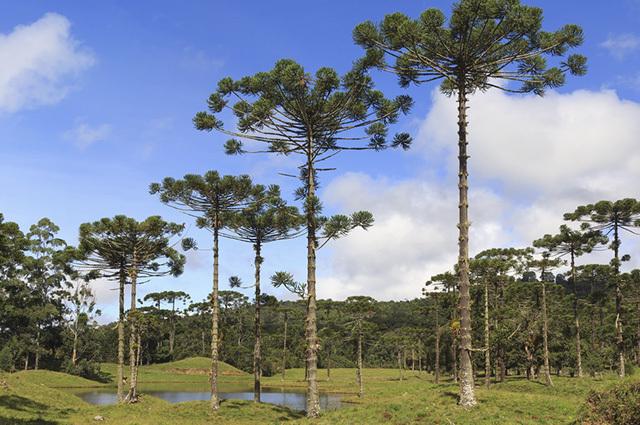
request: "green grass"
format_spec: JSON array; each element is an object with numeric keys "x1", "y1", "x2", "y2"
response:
[{"x1": 1, "y1": 359, "x2": 638, "y2": 424}]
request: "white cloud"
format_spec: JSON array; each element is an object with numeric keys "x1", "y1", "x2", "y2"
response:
[
  {"x1": 0, "y1": 13, "x2": 94, "y2": 113},
  {"x1": 600, "y1": 33, "x2": 640, "y2": 59},
  {"x1": 318, "y1": 88, "x2": 640, "y2": 301},
  {"x1": 63, "y1": 121, "x2": 111, "y2": 148}
]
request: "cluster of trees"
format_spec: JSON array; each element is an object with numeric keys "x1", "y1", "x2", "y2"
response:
[{"x1": 7, "y1": 0, "x2": 638, "y2": 419}]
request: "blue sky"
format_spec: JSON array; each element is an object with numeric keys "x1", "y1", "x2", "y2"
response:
[{"x1": 2, "y1": 1, "x2": 640, "y2": 321}]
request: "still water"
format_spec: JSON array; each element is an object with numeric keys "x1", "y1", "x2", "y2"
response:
[{"x1": 74, "y1": 388, "x2": 342, "y2": 411}]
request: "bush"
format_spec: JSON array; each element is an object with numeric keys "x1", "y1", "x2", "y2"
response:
[
  {"x1": 577, "y1": 382, "x2": 640, "y2": 425},
  {"x1": 63, "y1": 359, "x2": 109, "y2": 383}
]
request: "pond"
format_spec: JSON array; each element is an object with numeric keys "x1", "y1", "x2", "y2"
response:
[{"x1": 73, "y1": 387, "x2": 343, "y2": 411}]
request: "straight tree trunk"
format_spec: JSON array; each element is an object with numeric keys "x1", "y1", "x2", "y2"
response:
[
  {"x1": 281, "y1": 311, "x2": 287, "y2": 381},
  {"x1": 411, "y1": 348, "x2": 415, "y2": 373},
  {"x1": 571, "y1": 251, "x2": 583, "y2": 378},
  {"x1": 71, "y1": 324, "x2": 79, "y2": 366},
  {"x1": 210, "y1": 226, "x2": 221, "y2": 410},
  {"x1": 253, "y1": 242, "x2": 262, "y2": 403},
  {"x1": 435, "y1": 300, "x2": 440, "y2": 384},
  {"x1": 613, "y1": 222, "x2": 625, "y2": 378},
  {"x1": 456, "y1": 83, "x2": 477, "y2": 407},
  {"x1": 541, "y1": 282, "x2": 553, "y2": 386},
  {"x1": 24, "y1": 354, "x2": 28, "y2": 371},
  {"x1": 357, "y1": 328, "x2": 364, "y2": 398},
  {"x1": 304, "y1": 152, "x2": 320, "y2": 417},
  {"x1": 127, "y1": 253, "x2": 139, "y2": 403},
  {"x1": 169, "y1": 300, "x2": 175, "y2": 358},
  {"x1": 117, "y1": 266, "x2": 126, "y2": 403},
  {"x1": 484, "y1": 280, "x2": 490, "y2": 388},
  {"x1": 452, "y1": 335, "x2": 458, "y2": 383},
  {"x1": 34, "y1": 331, "x2": 40, "y2": 370},
  {"x1": 327, "y1": 347, "x2": 331, "y2": 380},
  {"x1": 398, "y1": 350, "x2": 403, "y2": 381}
]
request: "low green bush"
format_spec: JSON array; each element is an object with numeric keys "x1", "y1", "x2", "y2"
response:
[{"x1": 577, "y1": 382, "x2": 640, "y2": 425}]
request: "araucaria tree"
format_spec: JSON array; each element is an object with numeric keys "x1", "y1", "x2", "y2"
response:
[
  {"x1": 344, "y1": 296, "x2": 376, "y2": 398},
  {"x1": 194, "y1": 59, "x2": 411, "y2": 416},
  {"x1": 534, "y1": 224, "x2": 606, "y2": 378},
  {"x1": 225, "y1": 184, "x2": 303, "y2": 402},
  {"x1": 79, "y1": 216, "x2": 185, "y2": 402},
  {"x1": 354, "y1": 0, "x2": 586, "y2": 406},
  {"x1": 564, "y1": 199, "x2": 640, "y2": 377},
  {"x1": 150, "y1": 171, "x2": 253, "y2": 410}
]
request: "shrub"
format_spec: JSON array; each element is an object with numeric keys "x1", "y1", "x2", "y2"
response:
[
  {"x1": 577, "y1": 382, "x2": 640, "y2": 425},
  {"x1": 63, "y1": 359, "x2": 109, "y2": 383}
]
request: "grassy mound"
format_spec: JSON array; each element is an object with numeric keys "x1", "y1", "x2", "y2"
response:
[
  {"x1": 151, "y1": 357, "x2": 246, "y2": 376},
  {"x1": 577, "y1": 381, "x2": 640, "y2": 425},
  {"x1": 11, "y1": 369, "x2": 107, "y2": 388}
]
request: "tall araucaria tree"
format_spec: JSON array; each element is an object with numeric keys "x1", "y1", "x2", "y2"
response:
[
  {"x1": 225, "y1": 184, "x2": 303, "y2": 403},
  {"x1": 78, "y1": 216, "x2": 185, "y2": 402},
  {"x1": 194, "y1": 59, "x2": 409, "y2": 417},
  {"x1": 534, "y1": 224, "x2": 607, "y2": 378},
  {"x1": 149, "y1": 171, "x2": 253, "y2": 410},
  {"x1": 354, "y1": 0, "x2": 586, "y2": 406},
  {"x1": 564, "y1": 199, "x2": 640, "y2": 377}
]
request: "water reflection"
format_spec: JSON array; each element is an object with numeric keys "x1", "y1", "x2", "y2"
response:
[{"x1": 74, "y1": 388, "x2": 342, "y2": 411}]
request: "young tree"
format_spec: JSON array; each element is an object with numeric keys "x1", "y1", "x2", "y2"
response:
[
  {"x1": 344, "y1": 296, "x2": 376, "y2": 398},
  {"x1": 226, "y1": 184, "x2": 303, "y2": 402},
  {"x1": 526, "y1": 251, "x2": 562, "y2": 386},
  {"x1": 354, "y1": 0, "x2": 586, "y2": 406},
  {"x1": 424, "y1": 273, "x2": 455, "y2": 384},
  {"x1": 534, "y1": 224, "x2": 607, "y2": 378},
  {"x1": 150, "y1": 171, "x2": 253, "y2": 410},
  {"x1": 564, "y1": 199, "x2": 640, "y2": 377},
  {"x1": 194, "y1": 59, "x2": 411, "y2": 417},
  {"x1": 66, "y1": 280, "x2": 100, "y2": 367}
]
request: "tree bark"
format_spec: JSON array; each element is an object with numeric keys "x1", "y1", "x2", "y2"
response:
[
  {"x1": 117, "y1": 266, "x2": 126, "y2": 403},
  {"x1": 541, "y1": 282, "x2": 553, "y2": 386},
  {"x1": 281, "y1": 311, "x2": 287, "y2": 381},
  {"x1": 613, "y1": 221, "x2": 625, "y2": 378},
  {"x1": 456, "y1": 83, "x2": 477, "y2": 407},
  {"x1": 210, "y1": 226, "x2": 221, "y2": 410},
  {"x1": 484, "y1": 280, "x2": 490, "y2": 388},
  {"x1": 571, "y1": 251, "x2": 583, "y2": 378},
  {"x1": 304, "y1": 149, "x2": 320, "y2": 417},
  {"x1": 253, "y1": 242, "x2": 262, "y2": 403},
  {"x1": 34, "y1": 331, "x2": 40, "y2": 370},
  {"x1": 435, "y1": 298, "x2": 440, "y2": 384},
  {"x1": 127, "y1": 251, "x2": 139, "y2": 403},
  {"x1": 357, "y1": 327, "x2": 364, "y2": 398}
]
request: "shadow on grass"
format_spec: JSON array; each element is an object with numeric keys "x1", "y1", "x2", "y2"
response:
[
  {"x1": 0, "y1": 417, "x2": 59, "y2": 425},
  {"x1": 0, "y1": 395, "x2": 50, "y2": 413},
  {"x1": 220, "y1": 399, "x2": 305, "y2": 421}
]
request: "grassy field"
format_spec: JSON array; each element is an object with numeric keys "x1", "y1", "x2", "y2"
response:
[{"x1": 0, "y1": 359, "x2": 637, "y2": 424}]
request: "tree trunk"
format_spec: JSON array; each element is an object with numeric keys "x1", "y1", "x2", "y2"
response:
[
  {"x1": 253, "y1": 242, "x2": 262, "y2": 403},
  {"x1": 117, "y1": 266, "x2": 126, "y2": 403},
  {"x1": 435, "y1": 301, "x2": 440, "y2": 384},
  {"x1": 613, "y1": 221, "x2": 625, "y2": 378},
  {"x1": 571, "y1": 251, "x2": 583, "y2": 378},
  {"x1": 210, "y1": 226, "x2": 221, "y2": 410},
  {"x1": 24, "y1": 354, "x2": 28, "y2": 371},
  {"x1": 304, "y1": 151, "x2": 320, "y2": 417},
  {"x1": 636, "y1": 301, "x2": 640, "y2": 367},
  {"x1": 455, "y1": 83, "x2": 477, "y2": 407},
  {"x1": 452, "y1": 335, "x2": 458, "y2": 383},
  {"x1": 541, "y1": 282, "x2": 553, "y2": 386},
  {"x1": 357, "y1": 328, "x2": 364, "y2": 398},
  {"x1": 484, "y1": 280, "x2": 490, "y2": 388},
  {"x1": 398, "y1": 350, "x2": 403, "y2": 381},
  {"x1": 127, "y1": 253, "x2": 139, "y2": 403},
  {"x1": 169, "y1": 300, "x2": 175, "y2": 358},
  {"x1": 34, "y1": 330, "x2": 40, "y2": 371},
  {"x1": 327, "y1": 347, "x2": 331, "y2": 381},
  {"x1": 71, "y1": 326, "x2": 79, "y2": 367},
  {"x1": 281, "y1": 311, "x2": 287, "y2": 381}
]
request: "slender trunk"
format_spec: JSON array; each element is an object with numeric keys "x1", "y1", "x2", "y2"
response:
[
  {"x1": 541, "y1": 282, "x2": 553, "y2": 386},
  {"x1": 127, "y1": 253, "x2": 139, "y2": 403},
  {"x1": 281, "y1": 311, "x2": 287, "y2": 381},
  {"x1": 613, "y1": 221, "x2": 625, "y2": 378},
  {"x1": 571, "y1": 251, "x2": 583, "y2": 378},
  {"x1": 71, "y1": 320, "x2": 79, "y2": 366},
  {"x1": 452, "y1": 335, "x2": 458, "y2": 383},
  {"x1": 456, "y1": 83, "x2": 476, "y2": 407},
  {"x1": 304, "y1": 148, "x2": 320, "y2": 417},
  {"x1": 34, "y1": 330, "x2": 40, "y2": 370},
  {"x1": 327, "y1": 347, "x2": 331, "y2": 380},
  {"x1": 484, "y1": 280, "x2": 490, "y2": 388},
  {"x1": 435, "y1": 299, "x2": 440, "y2": 384},
  {"x1": 357, "y1": 328, "x2": 364, "y2": 398},
  {"x1": 253, "y1": 242, "x2": 262, "y2": 403},
  {"x1": 201, "y1": 331, "x2": 205, "y2": 356},
  {"x1": 169, "y1": 300, "x2": 175, "y2": 358},
  {"x1": 210, "y1": 226, "x2": 220, "y2": 410},
  {"x1": 117, "y1": 266, "x2": 126, "y2": 403},
  {"x1": 24, "y1": 354, "x2": 28, "y2": 371},
  {"x1": 398, "y1": 350, "x2": 403, "y2": 381}
]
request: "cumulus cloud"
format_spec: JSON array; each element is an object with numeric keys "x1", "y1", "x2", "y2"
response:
[
  {"x1": 600, "y1": 33, "x2": 640, "y2": 59},
  {"x1": 63, "y1": 121, "x2": 111, "y2": 148},
  {"x1": 319, "y1": 88, "x2": 640, "y2": 301},
  {"x1": 0, "y1": 13, "x2": 94, "y2": 113}
]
